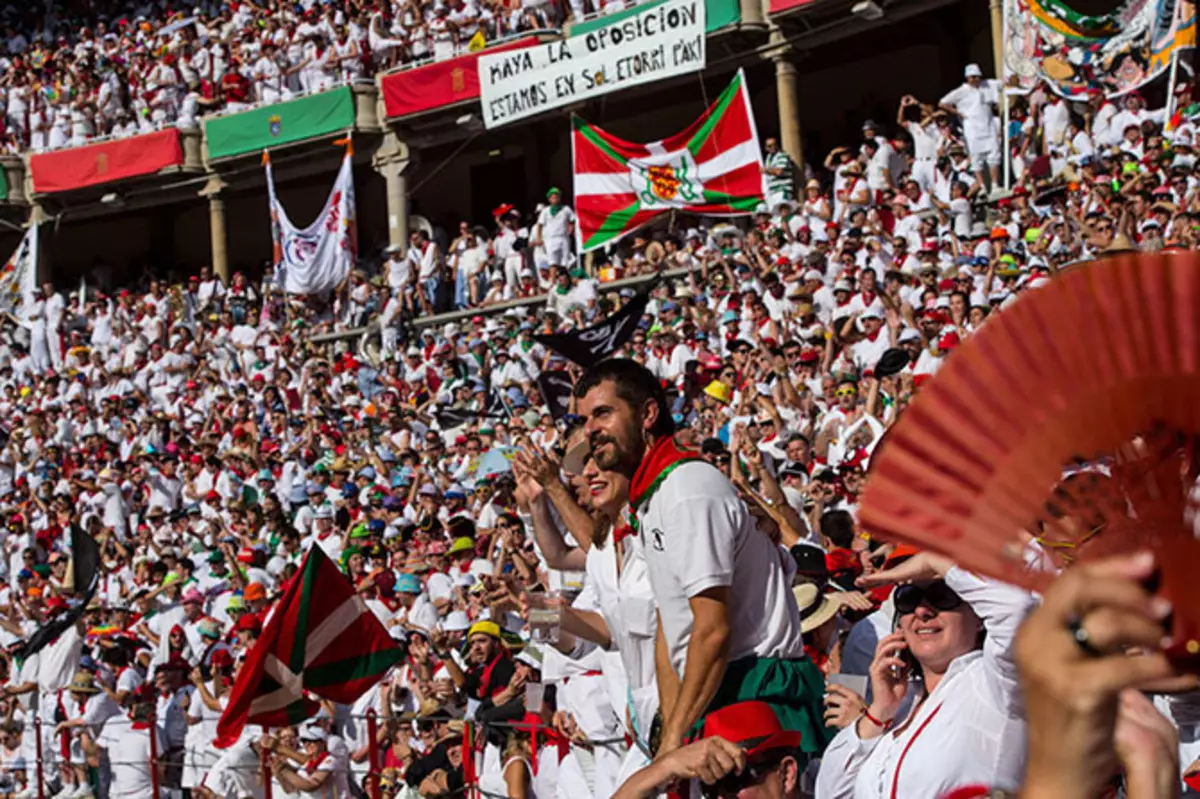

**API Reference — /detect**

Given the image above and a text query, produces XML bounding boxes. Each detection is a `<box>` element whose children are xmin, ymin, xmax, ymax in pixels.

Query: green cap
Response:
<box><xmin>547</xmin><ymin>187</ymin><xmax>561</xmax><ymax>198</ymax></box>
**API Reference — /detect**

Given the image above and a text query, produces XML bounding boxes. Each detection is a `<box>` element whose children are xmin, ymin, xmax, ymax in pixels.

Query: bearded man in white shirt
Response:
<box><xmin>574</xmin><ymin>359</ymin><xmax>832</xmax><ymax>760</ymax></box>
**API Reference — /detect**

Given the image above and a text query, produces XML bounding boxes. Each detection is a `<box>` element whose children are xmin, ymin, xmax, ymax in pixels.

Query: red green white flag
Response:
<box><xmin>215</xmin><ymin>545</ymin><xmax>405</xmax><ymax>747</ymax></box>
<box><xmin>572</xmin><ymin>68</ymin><xmax>764</xmax><ymax>253</ymax></box>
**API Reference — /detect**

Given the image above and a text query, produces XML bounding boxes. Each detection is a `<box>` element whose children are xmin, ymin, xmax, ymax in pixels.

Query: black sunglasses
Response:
<box><xmin>893</xmin><ymin>580</ymin><xmax>963</xmax><ymax>615</ymax></box>
<box><xmin>700</xmin><ymin>755</ymin><xmax>782</xmax><ymax>799</ymax></box>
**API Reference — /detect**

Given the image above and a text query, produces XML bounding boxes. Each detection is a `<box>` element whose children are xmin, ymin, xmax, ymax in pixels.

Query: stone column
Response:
<box><xmin>775</xmin><ymin>57</ymin><xmax>804</xmax><ymax>172</ymax></box>
<box><xmin>989</xmin><ymin>0</ymin><xmax>1004</xmax><ymax>80</ymax></box>
<box><xmin>28</xmin><ymin>203</ymin><xmax>48</xmax><ymax>284</ymax></box>
<box><xmin>201</xmin><ymin>177</ymin><xmax>229</xmax><ymax>282</ymax></box>
<box><xmin>372</xmin><ymin>131</ymin><xmax>413</xmax><ymax>250</ymax></box>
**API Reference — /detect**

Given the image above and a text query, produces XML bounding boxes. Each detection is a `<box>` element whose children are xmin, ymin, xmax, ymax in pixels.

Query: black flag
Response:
<box><xmin>20</xmin><ymin>525</ymin><xmax>100</xmax><ymax>658</ymax></box>
<box><xmin>537</xmin><ymin>370</ymin><xmax>574</xmax><ymax>420</ymax></box>
<box><xmin>534</xmin><ymin>290</ymin><xmax>651</xmax><ymax>368</ymax></box>
<box><xmin>434</xmin><ymin>391</ymin><xmax>510</xmax><ymax>429</ymax></box>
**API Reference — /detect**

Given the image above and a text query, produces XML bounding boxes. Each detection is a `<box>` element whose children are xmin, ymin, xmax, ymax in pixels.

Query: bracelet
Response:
<box><xmin>860</xmin><ymin>708</ymin><xmax>893</xmax><ymax>730</ymax></box>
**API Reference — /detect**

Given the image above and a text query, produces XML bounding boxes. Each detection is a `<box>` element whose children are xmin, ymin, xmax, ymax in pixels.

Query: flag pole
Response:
<box><xmin>1000</xmin><ymin>0</ymin><xmax>1012</xmax><ymax>190</ymax></box>
<box><xmin>1166</xmin><ymin>48</ymin><xmax>1183</xmax><ymax>132</ymax></box>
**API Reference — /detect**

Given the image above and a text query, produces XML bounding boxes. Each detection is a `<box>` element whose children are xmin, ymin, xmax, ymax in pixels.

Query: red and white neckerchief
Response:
<box><xmin>304</xmin><ymin>750</ymin><xmax>330</xmax><ymax>774</ymax></box>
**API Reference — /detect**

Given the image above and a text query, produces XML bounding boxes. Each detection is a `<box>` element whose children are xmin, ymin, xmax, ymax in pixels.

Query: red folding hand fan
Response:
<box><xmin>859</xmin><ymin>252</ymin><xmax>1200</xmax><ymax>666</ymax></box>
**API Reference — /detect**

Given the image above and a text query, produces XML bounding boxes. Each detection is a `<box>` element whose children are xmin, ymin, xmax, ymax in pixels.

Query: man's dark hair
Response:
<box><xmin>573</xmin><ymin>359</ymin><xmax>675</xmax><ymax>438</ymax></box>
<box><xmin>821</xmin><ymin>509</ymin><xmax>856</xmax><ymax>550</ymax></box>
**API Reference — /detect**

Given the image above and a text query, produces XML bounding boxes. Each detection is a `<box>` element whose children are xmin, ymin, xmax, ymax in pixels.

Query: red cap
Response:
<box><xmin>235</xmin><ymin>615</ymin><xmax>262</xmax><ymax>635</ymax></box>
<box><xmin>825</xmin><ymin>548</ymin><xmax>863</xmax><ymax>577</ymax></box>
<box><xmin>699</xmin><ymin>701</ymin><xmax>802</xmax><ymax>758</ymax></box>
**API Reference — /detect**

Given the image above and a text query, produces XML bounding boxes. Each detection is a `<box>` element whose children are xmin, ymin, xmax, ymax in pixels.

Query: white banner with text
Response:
<box><xmin>478</xmin><ymin>0</ymin><xmax>706</xmax><ymax>129</ymax></box>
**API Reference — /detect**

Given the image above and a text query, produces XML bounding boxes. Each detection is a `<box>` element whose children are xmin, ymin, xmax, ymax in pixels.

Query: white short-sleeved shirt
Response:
<box><xmin>99</xmin><ymin>722</ymin><xmax>164</xmax><ymax>799</ymax></box>
<box><xmin>635</xmin><ymin>460</ymin><xmax>805</xmax><ymax>676</ymax></box>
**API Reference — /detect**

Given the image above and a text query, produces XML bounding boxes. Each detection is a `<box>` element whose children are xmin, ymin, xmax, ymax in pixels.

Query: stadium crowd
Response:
<box><xmin>0</xmin><ymin>0</ymin><xmax>576</xmax><ymax>153</ymax></box>
<box><xmin>0</xmin><ymin>58</ymin><xmax>1197</xmax><ymax>799</ymax></box>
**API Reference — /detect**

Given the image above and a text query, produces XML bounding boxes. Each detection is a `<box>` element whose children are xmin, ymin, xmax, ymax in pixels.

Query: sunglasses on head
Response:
<box><xmin>893</xmin><ymin>580</ymin><xmax>963</xmax><ymax>615</ymax></box>
<box><xmin>700</xmin><ymin>754</ymin><xmax>783</xmax><ymax>799</ymax></box>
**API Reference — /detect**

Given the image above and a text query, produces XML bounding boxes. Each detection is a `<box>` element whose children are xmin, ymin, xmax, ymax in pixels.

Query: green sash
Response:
<box><xmin>689</xmin><ymin>654</ymin><xmax>835</xmax><ymax>755</ymax></box>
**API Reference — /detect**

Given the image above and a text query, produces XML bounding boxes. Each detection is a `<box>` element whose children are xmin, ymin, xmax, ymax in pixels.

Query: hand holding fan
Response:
<box><xmin>859</xmin><ymin>252</ymin><xmax>1200</xmax><ymax>667</ymax></box>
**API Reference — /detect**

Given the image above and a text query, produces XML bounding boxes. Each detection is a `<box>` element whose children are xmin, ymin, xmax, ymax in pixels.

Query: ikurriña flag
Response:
<box><xmin>215</xmin><ymin>544</ymin><xmax>404</xmax><ymax>747</ymax></box>
<box><xmin>571</xmin><ymin>68</ymin><xmax>764</xmax><ymax>252</ymax></box>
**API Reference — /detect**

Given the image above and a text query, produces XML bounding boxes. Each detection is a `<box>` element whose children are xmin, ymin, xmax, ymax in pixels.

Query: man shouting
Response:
<box><xmin>574</xmin><ymin>359</ymin><xmax>830</xmax><ymax>758</ymax></box>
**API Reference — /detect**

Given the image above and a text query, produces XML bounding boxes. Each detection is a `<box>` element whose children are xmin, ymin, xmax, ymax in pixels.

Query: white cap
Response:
<box><xmin>964</xmin><ymin>63</ymin><xmax>983</xmax><ymax>77</ymax></box>
<box><xmin>898</xmin><ymin>328</ymin><xmax>922</xmax><ymax>343</ymax></box>
<box><xmin>299</xmin><ymin>723</ymin><xmax>328</xmax><ymax>743</ymax></box>
<box><xmin>443</xmin><ymin>610</ymin><xmax>472</xmax><ymax>632</ymax></box>
<box><xmin>859</xmin><ymin>307</ymin><xmax>882</xmax><ymax>320</ymax></box>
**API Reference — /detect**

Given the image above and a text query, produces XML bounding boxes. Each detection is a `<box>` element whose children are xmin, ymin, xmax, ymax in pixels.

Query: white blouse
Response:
<box><xmin>816</xmin><ymin>568</ymin><xmax>1034</xmax><ymax>799</ymax></box>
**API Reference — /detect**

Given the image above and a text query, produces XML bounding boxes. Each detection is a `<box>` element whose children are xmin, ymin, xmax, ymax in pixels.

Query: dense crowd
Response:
<box><xmin>0</xmin><ymin>0</ymin><xmax>583</xmax><ymax>153</ymax></box>
<box><xmin>0</xmin><ymin>57</ymin><xmax>1198</xmax><ymax>799</ymax></box>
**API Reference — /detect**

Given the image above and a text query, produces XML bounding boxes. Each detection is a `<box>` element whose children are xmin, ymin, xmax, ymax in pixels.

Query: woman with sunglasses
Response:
<box><xmin>815</xmin><ymin>552</ymin><xmax>1035</xmax><ymax>798</ymax></box>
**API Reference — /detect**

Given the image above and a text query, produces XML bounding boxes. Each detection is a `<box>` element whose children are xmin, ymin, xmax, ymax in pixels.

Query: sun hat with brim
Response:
<box><xmin>699</xmin><ymin>700</ymin><xmax>802</xmax><ymax>759</ymax></box>
<box><xmin>67</xmin><ymin>672</ymin><xmax>101</xmax><ymax>695</ymax></box>
<box><xmin>704</xmin><ymin>380</ymin><xmax>733</xmax><ymax>405</ymax></box>
<box><xmin>443</xmin><ymin>610</ymin><xmax>472</xmax><ymax>632</ymax></box>
<box><xmin>448</xmin><ymin>537</ymin><xmax>475</xmax><ymax>556</ymax></box>
<box><xmin>793</xmin><ymin>583</ymin><xmax>840</xmax><ymax>634</ymax></box>
<box><xmin>514</xmin><ymin>643</ymin><xmax>543</xmax><ymax>670</ymax></box>
<box><xmin>562</xmin><ymin>438</ymin><xmax>590</xmax><ymax>475</ymax></box>
<box><xmin>873</xmin><ymin>348</ymin><xmax>910</xmax><ymax>379</ymax></box>
<box><xmin>299</xmin><ymin>724</ymin><xmax>328</xmax><ymax>743</ymax></box>
<box><xmin>197</xmin><ymin>619</ymin><xmax>222</xmax><ymax>640</ymax></box>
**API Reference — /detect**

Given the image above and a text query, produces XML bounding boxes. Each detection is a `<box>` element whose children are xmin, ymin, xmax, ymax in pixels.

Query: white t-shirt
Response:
<box><xmin>634</xmin><ymin>459</ymin><xmax>805</xmax><ymax>676</ymax></box>
<box><xmin>99</xmin><ymin>722</ymin><xmax>165</xmax><ymax>798</ymax></box>
<box><xmin>939</xmin><ymin>81</ymin><xmax>999</xmax><ymax>139</ymax></box>
<box><xmin>537</xmin><ymin>205</ymin><xmax>576</xmax><ymax>240</ymax></box>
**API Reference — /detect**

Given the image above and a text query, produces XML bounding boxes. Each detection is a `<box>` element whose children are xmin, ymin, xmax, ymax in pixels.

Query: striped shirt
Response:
<box><xmin>765</xmin><ymin>150</ymin><xmax>795</xmax><ymax>197</ymax></box>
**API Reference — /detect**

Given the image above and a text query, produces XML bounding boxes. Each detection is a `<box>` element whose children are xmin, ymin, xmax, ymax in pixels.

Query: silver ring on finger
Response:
<box><xmin>1066</xmin><ymin>612</ymin><xmax>1103</xmax><ymax>658</ymax></box>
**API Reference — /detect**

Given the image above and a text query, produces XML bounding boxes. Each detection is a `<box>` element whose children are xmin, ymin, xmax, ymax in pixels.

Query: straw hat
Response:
<box><xmin>67</xmin><ymin>671</ymin><xmax>101</xmax><ymax>695</ymax></box>
<box><xmin>792</xmin><ymin>583</ymin><xmax>840</xmax><ymax>634</ymax></box>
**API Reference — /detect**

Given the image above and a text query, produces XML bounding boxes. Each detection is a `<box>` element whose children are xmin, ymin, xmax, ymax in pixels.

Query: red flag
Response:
<box><xmin>215</xmin><ymin>545</ymin><xmax>405</xmax><ymax>747</ymax></box>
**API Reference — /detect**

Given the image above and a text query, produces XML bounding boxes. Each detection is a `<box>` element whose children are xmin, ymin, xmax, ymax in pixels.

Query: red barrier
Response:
<box><xmin>34</xmin><ymin>716</ymin><xmax>43</xmax><ymax>799</ymax></box>
<box><xmin>367</xmin><ymin>708</ymin><xmax>381</xmax><ymax>799</ymax></box>
<box><xmin>28</xmin><ymin>129</ymin><xmax>184</xmax><ymax>194</ymax></box>
<box><xmin>147</xmin><ymin>713</ymin><xmax>160</xmax><ymax>799</ymax></box>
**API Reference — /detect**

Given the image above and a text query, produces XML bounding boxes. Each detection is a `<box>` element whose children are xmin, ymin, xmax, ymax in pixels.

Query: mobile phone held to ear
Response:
<box><xmin>892</xmin><ymin>647</ymin><xmax>919</xmax><ymax>681</ymax></box>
